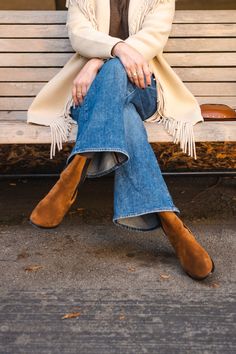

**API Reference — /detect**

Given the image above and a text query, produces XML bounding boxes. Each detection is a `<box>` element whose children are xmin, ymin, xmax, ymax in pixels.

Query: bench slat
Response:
<box><xmin>0</xmin><ymin>10</ymin><xmax>236</xmax><ymax>24</ymax></box>
<box><xmin>0</xmin><ymin>96</ymin><xmax>235</xmax><ymax>112</ymax></box>
<box><xmin>0</xmin><ymin>67</ymin><xmax>60</xmax><ymax>81</ymax></box>
<box><xmin>1</xmin><ymin>67</ymin><xmax>235</xmax><ymax>83</ymax></box>
<box><xmin>171</xmin><ymin>23</ymin><xmax>236</xmax><ymax>37</ymax></box>
<box><xmin>1</xmin><ymin>53</ymin><xmax>235</xmax><ymax>67</ymax></box>
<box><xmin>1</xmin><ymin>82</ymin><xmax>236</xmax><ymax>97</ymax></box>
<box><xmin>0</xmin><ymin>53</ymin><xmax>72</xmax><ymax>66</ymax></box>
<box><xmin>165</xmin><ymin>53</ymin><xmax>236</xmax><ymax>67</ymax></box>
<box><xmin>1</xmin><ymin>38</ymin><xmax>236</xmax><ymax>52</ymax></box>
<box><xmin>1</xmin><ymin>23</ymin><xmax>236</xmax><ymax>38</ymax></box>
<box><xmin>0</xmin><ymin>120</ymin><xmax>235</xmax><ymax>144</ymax></box>
<box><xmin>173</xmin><ymin>68</ymin><xmax>236</xmax><ymax>82</ymax></box>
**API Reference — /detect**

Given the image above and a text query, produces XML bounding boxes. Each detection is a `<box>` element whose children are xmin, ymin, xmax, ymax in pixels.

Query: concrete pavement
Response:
<box><xmin>0</xmin><ymin>175</ymin><xmax>235</xmax><ymax>353</ymax></box>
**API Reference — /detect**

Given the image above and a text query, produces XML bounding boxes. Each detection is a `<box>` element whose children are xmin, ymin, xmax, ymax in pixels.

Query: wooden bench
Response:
<box><xmin>0</xmin><ymin>10</ymin><xmax>236</xmax><ymax>150</ymax></box>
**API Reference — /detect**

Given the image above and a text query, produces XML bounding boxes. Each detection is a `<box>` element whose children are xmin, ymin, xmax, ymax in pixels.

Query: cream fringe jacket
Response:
<box><xmin>27</xmin><ymin>0</ymin><xmax>204</xmax><ymax>160</ymax></box>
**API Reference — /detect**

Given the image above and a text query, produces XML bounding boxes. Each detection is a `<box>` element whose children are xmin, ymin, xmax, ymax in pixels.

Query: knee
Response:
<box><xmin>102</xmin><ymin>57</ymin><xmax>126</xmax><ymax>77</ymax></box>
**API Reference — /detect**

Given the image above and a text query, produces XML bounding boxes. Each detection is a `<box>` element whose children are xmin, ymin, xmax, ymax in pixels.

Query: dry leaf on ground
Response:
<box><xmin>24</xmin><ymin>264</ymin><xmax>43</xmax><ymax>272</ymax></box>
<box><xmin>210</xmin><ymin>282</ymin><xmax>220</xmax><ymax>288</ymax></box>
<box><xmin>128</xmin><ymin>266</ymin><xmax>136</xmax><ymax>272</ymax></box>
<box><xmin>160</xmin><ymin>274</ymin><xmax>170</xmax><ymax>280</ymax></box>
<box><xmin>62</xmin><ymin>312</ymin><xmax>81</xmax><ymax>319</ymax></box>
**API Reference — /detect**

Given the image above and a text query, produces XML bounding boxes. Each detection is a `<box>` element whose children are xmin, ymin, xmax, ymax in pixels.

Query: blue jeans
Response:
<box><xmin>67</xmin><ymin>58</ymin><xmax>180</xmax><ymax>232</ymax></box>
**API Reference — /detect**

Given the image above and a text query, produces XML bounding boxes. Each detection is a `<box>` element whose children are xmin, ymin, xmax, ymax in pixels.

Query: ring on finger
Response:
<box><xmin>132</xmin><ymin>72</ymin><xmax>138</xmax><ymax>77</ymax></box>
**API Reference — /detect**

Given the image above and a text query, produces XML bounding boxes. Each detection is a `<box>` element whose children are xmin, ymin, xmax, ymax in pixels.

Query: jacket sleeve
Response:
<box><xmin>66</xmin><ymin>2</ymin><xmax>123</xmax><ymax>59</ymax></box>
<box><xmin>124</xmin><ymin>0</ymin><xmax>175</xmax><ymax>61</ymax></box>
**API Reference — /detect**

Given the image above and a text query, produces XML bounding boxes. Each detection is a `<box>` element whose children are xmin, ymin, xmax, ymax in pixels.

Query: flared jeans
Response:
<box><xmin>67</xmin><ymin>57</ymin><xmax>180</xmax><ymax>232</ymax></box>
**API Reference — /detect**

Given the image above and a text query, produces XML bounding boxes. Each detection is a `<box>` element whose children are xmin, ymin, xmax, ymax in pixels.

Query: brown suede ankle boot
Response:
<box><xmin>159</xmin><ymin>212</ymin><xmax>214</xmax><ymax>280</ymax></box>
<box><xmin>29</xmin><ymin>154</ymin><xmax>91</xmax><ymax>229</ymax></box>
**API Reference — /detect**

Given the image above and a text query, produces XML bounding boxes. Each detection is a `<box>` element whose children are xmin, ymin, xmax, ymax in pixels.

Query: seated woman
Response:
<box><xmin>28</xmin><ymin>0</ymin><xmax>214</xmax><ymax>280</ymax></box>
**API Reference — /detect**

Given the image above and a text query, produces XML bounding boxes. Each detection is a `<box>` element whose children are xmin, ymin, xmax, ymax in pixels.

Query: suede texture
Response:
<box><xmin>30</xmin><ymin>155</ymin><xmax>90</xmax><ymax>228</ymax></box>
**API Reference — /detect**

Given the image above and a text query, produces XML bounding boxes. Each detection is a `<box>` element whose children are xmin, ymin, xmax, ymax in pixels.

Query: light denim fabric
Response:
<box><xmin>67</xmin><ymin>58</ymin><xmax>180</xmax><ymax>232</ymax></box>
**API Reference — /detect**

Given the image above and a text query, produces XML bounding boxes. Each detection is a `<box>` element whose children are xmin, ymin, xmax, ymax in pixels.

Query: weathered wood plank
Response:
<box><xmin>0</xmin><ymin>120</ymin><xmax>235</xmax><ymax>144</ymax></box>
<box><xmin>0</xmin><ymin>38</ymin><xmax>73</xmax><ymax>52</ymax></box>
<box><xmin>0</xmin><ymin>68</ymin><xmax>60</xmax><ymax>81</ymax></box>
<box><xmin>0</xmin><ymin>82</ymin><xmax>45</xmax><ymax>96</ymax></box>
<box><xmin>0</xmin><ymin>67</ymin><xmax>235</xmax><ymax>83</ymax></box>
<box><xmin>174</xmin><ymin>10</ymin><xmax>236</xmax><ymax>24</ymax></box>
<box><xmin>185</xmin><ymin>83</ymin><xmax>236</xmax><ymax>97</ymax></box>
<box><xmin>164</xmin><ymin>38</ymin><xmax>236</xmax><ymax>52</ymax></box>
<box><xmin>1</xmin><ymin>53</ymin><xmax>235</xmax><ymax>67</ymax></box>
<box><xmin>1</xmin><ymin>82</ymin><xmax>235</xmax><ymax>97</ymax></box>
<box><xmin>0</xmin><ymin>24</ymin><xmax>67</xmax><ymax>38</ymax></box>
<box><xmin>164</xmin><ymin>53</ymin><xmax>236</xmax><ymax>67</ymax></box>
<box><xmin>0</xmin><ymin>97</ymin><xmax>33</xmax><ymax>110</ymax></box>
<box><xmin>170</xmin><ymin>23</ymin><xmax>236</xmax><ymax>37</ymax></box>
<box><xmin>1</xmin><ymin>38</ymin><xmax>236</xmax><ymax>53</ymax></box>
<box><xmin>0</xmin><ymin>111</ymin><xmax>26</xmax><ymax>121</ymax></box>
<box><xmin>0</xmin><ymin>23</ymin><xmax>235</xmax><ymax>38</ymax></box>
<box><xmin>1</xmin><ymin>96</ymin><xmax>235</xmax><ymax>111</ymax></box>
<box><xmin>0</xmin><ymin>53</ymin><xmax>73</xmax><ymax>67</ymax></box>
<box><xmin>173</xmin><ymin>68</ymin><xmax>236</xmax><ymax>82</ymax></box>
<box><xmin>0</xmin><ymin>10</ymin><xmax>236</xmax><ymax>24</ymax></box>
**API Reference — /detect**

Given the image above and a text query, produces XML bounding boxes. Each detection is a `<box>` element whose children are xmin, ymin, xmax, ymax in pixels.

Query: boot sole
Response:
<box><xmin>185</xmin><ymin>258</ymin><xmax>215</xmax><ymax>281</ymax></box>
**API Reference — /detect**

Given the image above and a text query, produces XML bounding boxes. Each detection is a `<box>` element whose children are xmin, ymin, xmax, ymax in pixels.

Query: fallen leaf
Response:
<box><xmin>119</xmin><ymin>315</ymin><xmax>126</xmax><ymax>320</ymax></box>
<box><xmin>210</xmin><ymin>282</ymin><xmax>220</xmax><ymax>288</ymax></box>
<box><xmin>160</xmin><ymin>274</ymin><xmax>170</xmax><ymax>280</ymax></box>
<box><xmin>128</xmin><ymin>266</ymin><xmax>136</xmax><ymax>272</ymax></box>
<box><xmin>24</xmin><ymin>264</ymin><xmax>43</xmax><ymax>272</ymax></box>
<box><xmin>62</xmin><ymin>312</ymin><xmax>81</xmax><ymax>319</ymax></box>
<box><xmin>69</xmin><ymin>208</ymin><xmax>85</xmax><ymax>215</ymax></box>
<box><xmin>9</xmin><ymin>183</ymin><xmax>16</xmax><ymax>186</ymax></box>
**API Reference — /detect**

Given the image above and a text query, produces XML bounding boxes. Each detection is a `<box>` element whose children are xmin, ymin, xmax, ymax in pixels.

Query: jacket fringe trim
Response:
<box><xmin>49</xmin><ymin>95</ymin><xmax>74</xmax><ymax>159</ymax></box>
<box><xmin>145</xmin><ymin>77</ymin><xmax>197</xmax><ymax>160</ymax></box>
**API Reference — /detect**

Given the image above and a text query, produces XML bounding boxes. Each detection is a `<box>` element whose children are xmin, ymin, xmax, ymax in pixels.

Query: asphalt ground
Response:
<box><xmin>0</xmin><ymin>175</ymin><xmax>235</xmax><ymax>353</ymax></box>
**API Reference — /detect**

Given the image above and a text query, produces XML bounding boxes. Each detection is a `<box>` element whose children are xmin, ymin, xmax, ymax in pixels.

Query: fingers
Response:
<box><xmin>126</xmin><ymin>62</ymin><xmax>152</xmax><ymax>89</ymax></box>
<box><xmin>72</xmin><ymin>85</ymin><xmax>79</xmax><ymax>106</ymax></box>
<box><xmin>72</xmin><ymin>83</ymin><xmax>88</xmax><ymax>106</ymax></box>
<box><xmin>143</xmin><ymin>63</ymin><xmax>152</xmax><ymax>87</ymax></box>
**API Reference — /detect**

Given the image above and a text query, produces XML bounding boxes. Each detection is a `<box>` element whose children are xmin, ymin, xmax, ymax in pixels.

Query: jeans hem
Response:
<box><xmin>113</xmin><ymin>207</ymin><xmax>181</xmax><ymax>233</ymax></box>
<box><xmin>66</xmin><ymin>147</ymin><xmax>130</xmax><ymax>170</ymax></box>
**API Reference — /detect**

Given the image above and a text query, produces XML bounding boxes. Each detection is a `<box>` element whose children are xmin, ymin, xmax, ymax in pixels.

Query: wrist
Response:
<box><xmin>90</xmin><ymin>58</ymin><xmax>104</xmax><ymax>70</ymax></box>
<box><xmin>111</xmin><ymin>41</ymin><xmax>125</xmax><ymax>57</ymax></box>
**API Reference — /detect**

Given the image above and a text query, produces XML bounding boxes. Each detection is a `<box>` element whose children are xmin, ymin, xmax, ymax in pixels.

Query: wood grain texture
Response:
<box><xmin>1</xmin><ymin>67</ymin><xmax>235</xmax><ymax>83</ymax></box>
<box><xmin>1</xmin><ymin>82</ymin><xmax>235</xmax><ymax>97</ymax></box>
<box><xmin>0</xmin><ymin>10</ymin><xmax>235</xmax><ymax>23</ymax></box>
<box><xmin>0</xmin><ymin>120</ymin><xmax>236</xmax><ymax>144</ymax></box>
<box><xmin>1</xmin><ymin>96</ymin><xmax>235</xmax><ymax>111</ymax></box>
<box><xmin>1</xmin><ymin>52</ymin><xmax>235</xmax><ymax>67</ymax></box>
<box><xmin>1</xmin><ymin>38</ymin><xmax>236</xmax><ymax>52</ymax></box>
<box><xmin>0</xmin><ymin>67</ymin><xmax>60</xmax><ymax>81</ymax></box>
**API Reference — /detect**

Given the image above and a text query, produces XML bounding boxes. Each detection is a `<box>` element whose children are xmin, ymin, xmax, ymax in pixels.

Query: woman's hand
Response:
<box><xmin>111</xmin><ymin>42</ymin><xmax>152</xmax><ymax>89</ymax></box>
<box><xmin>72</xmin><ymin>58</ymin><xmax>104</xmax><ymax>105</ymax></box>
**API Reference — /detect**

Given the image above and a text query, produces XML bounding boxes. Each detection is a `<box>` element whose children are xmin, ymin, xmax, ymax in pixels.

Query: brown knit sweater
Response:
<box><xmin>109</xmin><ymin>0</ymin><xmax>130</xmax><ymax>40</ymax></box>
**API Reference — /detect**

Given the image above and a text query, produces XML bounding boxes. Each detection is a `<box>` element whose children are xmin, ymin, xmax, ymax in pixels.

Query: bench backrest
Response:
<box><xmin>0</xmin><ymin>10</ymin><xmax>235</xmax><ymax>122</ymax></box>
